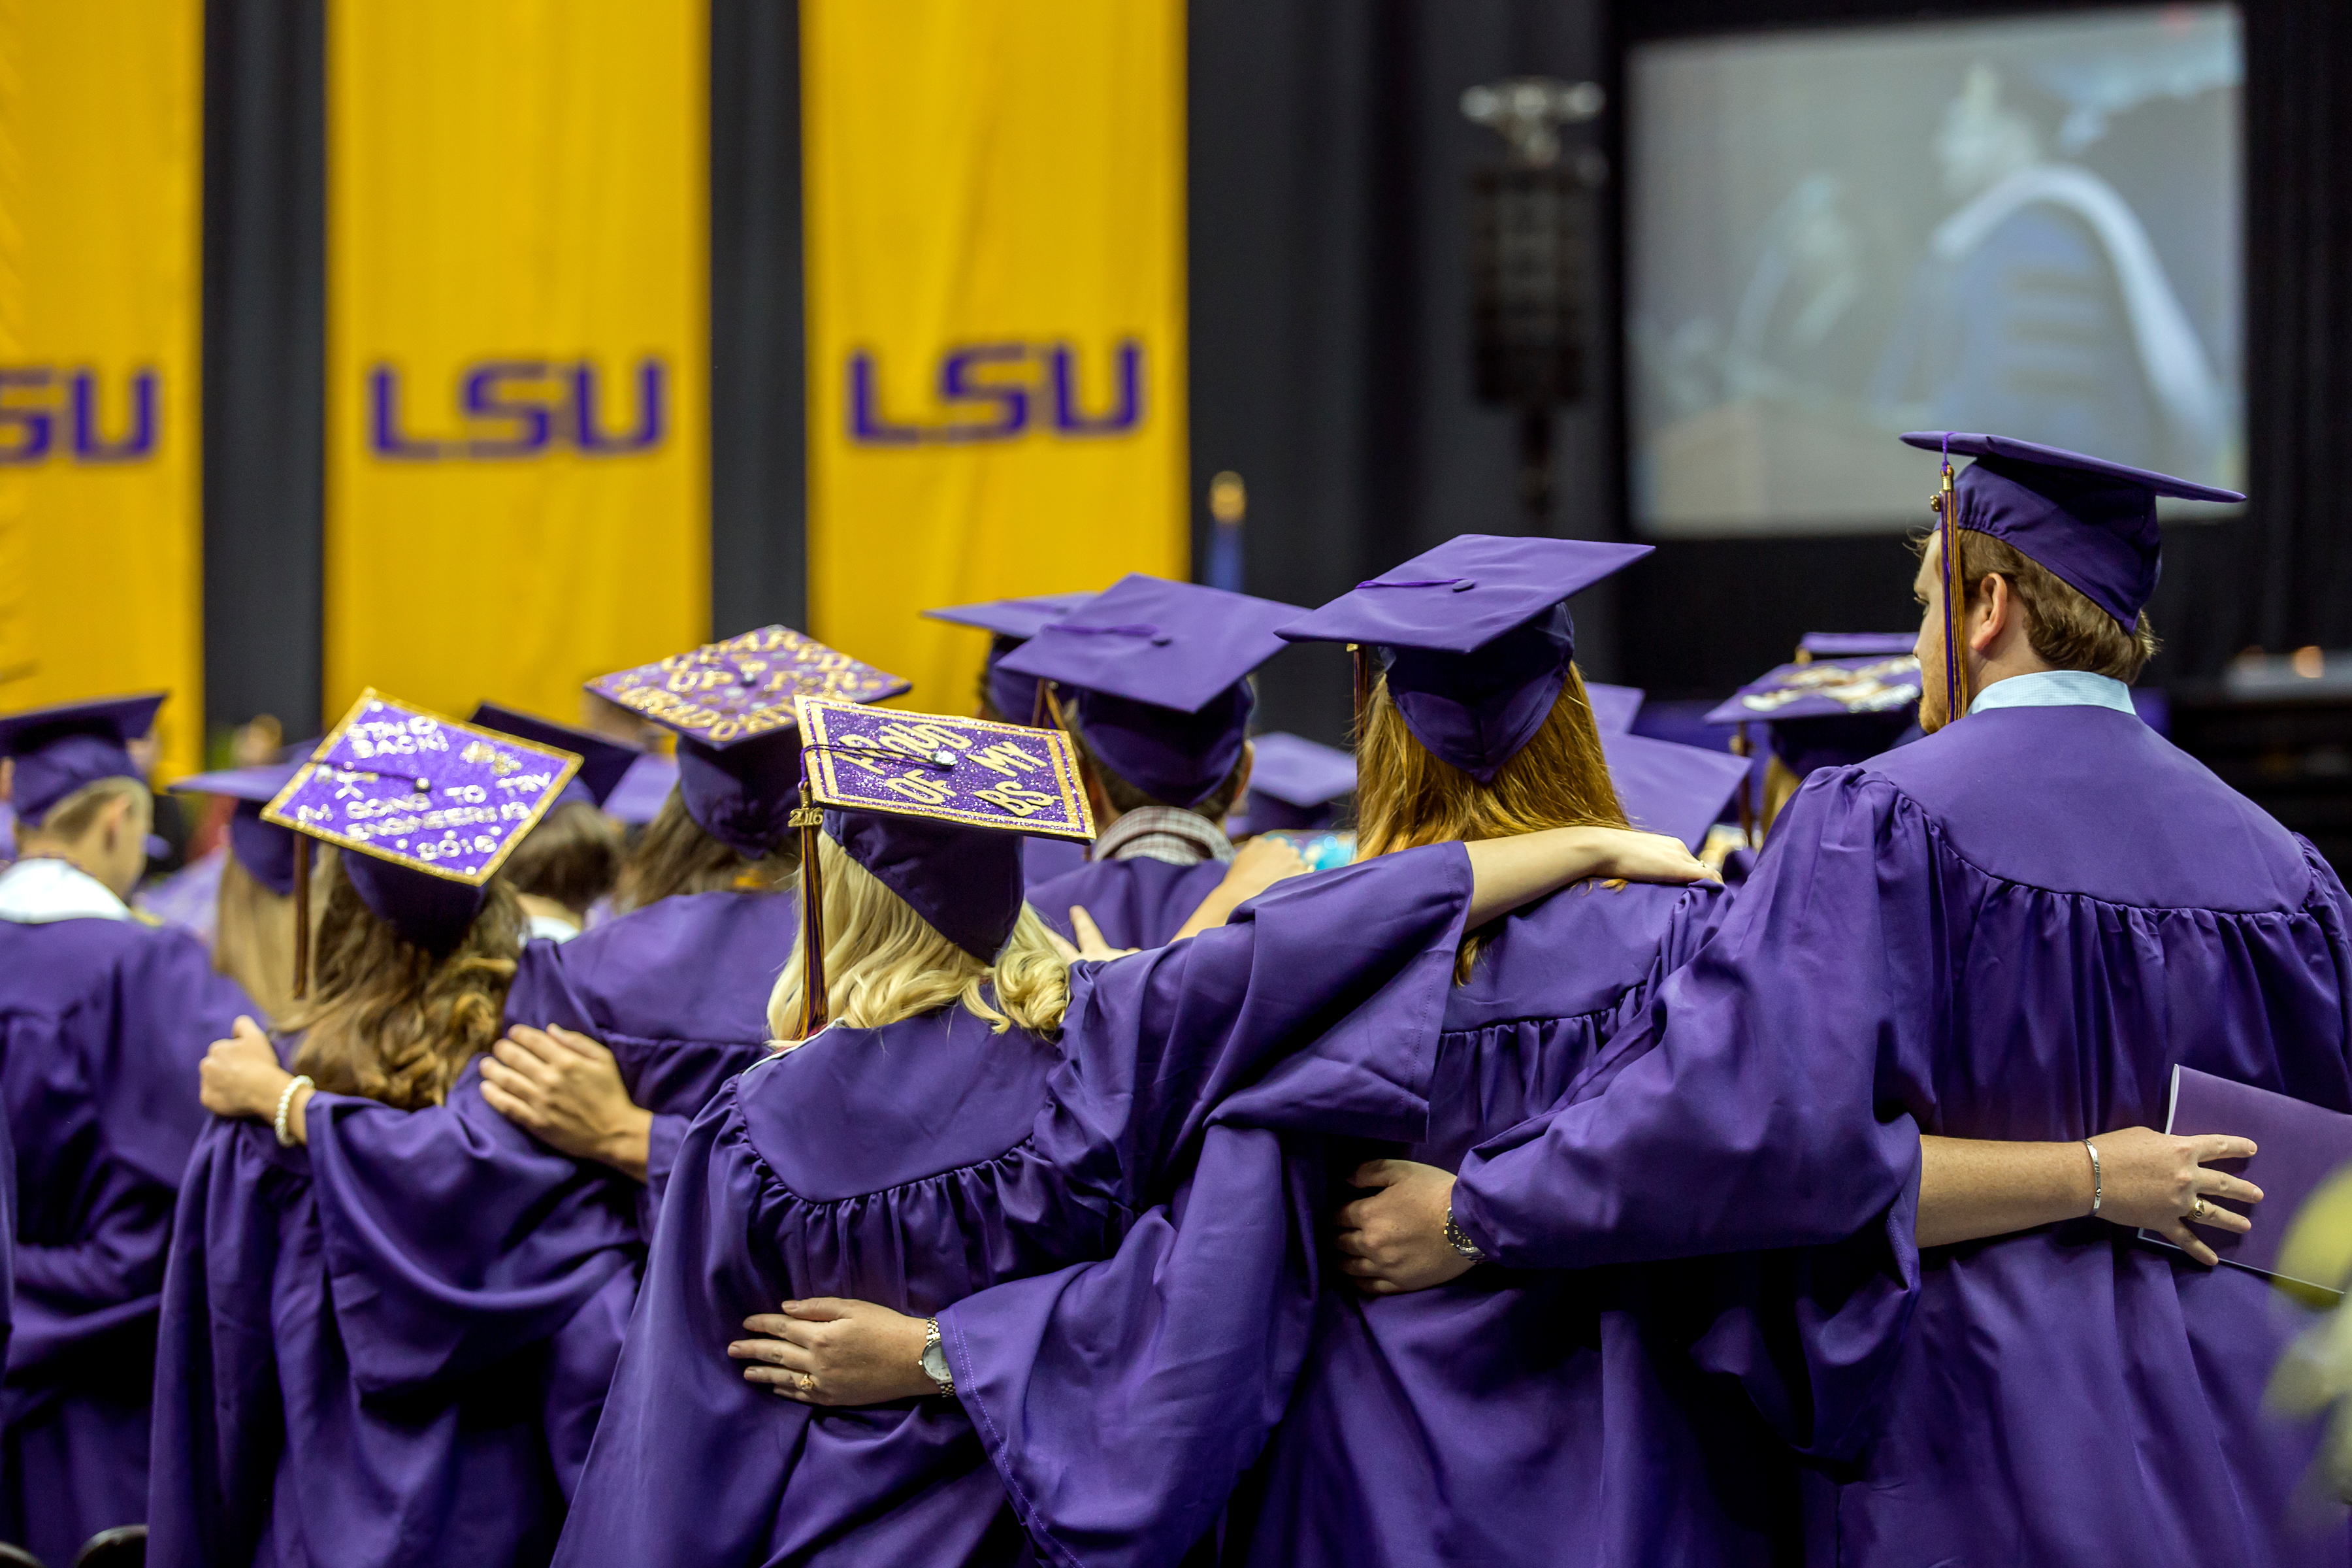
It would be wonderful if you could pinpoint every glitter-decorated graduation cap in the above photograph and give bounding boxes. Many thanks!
[0,693,167,823]
[1584,682,1644,736]
[1601,731,1754,853]
[169,761,304,896]
[1798,632,1918,660]
[1227,732,1356,837]
[923,590,1098,726]
[787,695,1096,1039]
[998,575,1301,807]
[1704,653,1921,784]
[1277,536,1653,783]
[265,691,580,959]
[587,627,911,857]
[468,702,640,810]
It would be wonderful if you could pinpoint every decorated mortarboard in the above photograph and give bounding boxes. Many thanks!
[998,575,1302,807]
[1798,632,1918,660]
[1703,655,1921,781]
[1602,731,1754,853]
[1903,431,2244,716]
[169,762,303,896]
[265,691,581,962]
[602,751,679,827]
[786,695,1095,1038]
[468,701,640,810]
[1584,682,1644,736]
[1227,732,1356,837]
[0,693,167,823]
[924,590,1099,727]
[1277,536,1653,783]
[586,627,911,857]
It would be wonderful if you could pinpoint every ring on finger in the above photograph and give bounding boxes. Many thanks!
[796,1373,816,1392]
[2191,1198,2209,1220]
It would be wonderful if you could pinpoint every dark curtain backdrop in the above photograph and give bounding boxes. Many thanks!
[194,0,2352,743]
[1196,0,2352,730]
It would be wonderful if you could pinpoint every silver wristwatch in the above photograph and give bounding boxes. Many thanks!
[1444,1208,1486,1262]
[920,1317,955,1397]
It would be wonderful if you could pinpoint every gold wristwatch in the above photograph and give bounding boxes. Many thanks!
[920,1317,955,1397]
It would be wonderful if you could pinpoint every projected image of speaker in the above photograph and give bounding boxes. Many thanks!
[1626,7,2244,536]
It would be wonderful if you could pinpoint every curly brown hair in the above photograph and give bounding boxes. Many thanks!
[611,787,798,914]
[498,799,625,917]
[278,853,527,1110]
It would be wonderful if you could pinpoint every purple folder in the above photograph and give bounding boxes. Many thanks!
[2142,1064,2352,1295]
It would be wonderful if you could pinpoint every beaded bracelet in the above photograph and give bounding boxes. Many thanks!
[276,1075,315,1148]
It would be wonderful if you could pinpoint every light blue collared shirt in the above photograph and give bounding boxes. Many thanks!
[1967,669,2139,718]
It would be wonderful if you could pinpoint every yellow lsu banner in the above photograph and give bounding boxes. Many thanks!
[326,0,708,726]
[0,0,203,781]
[804,0,1188,713]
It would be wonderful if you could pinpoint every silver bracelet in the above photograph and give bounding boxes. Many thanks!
[2082,1137,2102,1217]
[275,1075,314,1148]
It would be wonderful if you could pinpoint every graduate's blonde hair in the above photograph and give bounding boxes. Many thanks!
[766,832,1070,1045]
[1354,665,1629,977]
[212,852,299,1024]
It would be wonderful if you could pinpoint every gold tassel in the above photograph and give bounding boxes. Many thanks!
[1731,723,1756,848]
[1936,460,1972,721]
[791,783,829,1039]
[1349,645,1370,740]
[290,834,312,1001]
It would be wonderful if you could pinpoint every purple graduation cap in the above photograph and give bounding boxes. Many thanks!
[1798,632,1919,660]
[601,751,679,827]
[586,627,911,857]
[1703,653,1922,813]
[1584,681,1644,736]
[1226,732,1356,838]
[1600,731,1753,852]
[265,691,580,962]
[169,762,304,896]
[468,701,641,810]
[0,692,166,823]
[997,575,1301,807]
[923,591,1098,727]
[1902,431,2244,715]
[787,695,1095,1037]
[1276,535,1652,782]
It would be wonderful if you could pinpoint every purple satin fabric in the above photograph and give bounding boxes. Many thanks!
[500,889,789,1218]
[227,804,298,898]
[1230,879,1797,1568]
[676,728,803,858]
[342,850,485,955]
[551,846,1475,1568]
[1381,605,1573,783]
[984,654,1045,728]
[0,918,251,1565]
[1025,857,1231,951]
[1454,707,2352,1563]
[1021,836,1086,889]
[825,809,1022,963]
[134,849,225,944]
[1957,457,2159,628]
[1075,684,1252,808]
[8,734,139,824]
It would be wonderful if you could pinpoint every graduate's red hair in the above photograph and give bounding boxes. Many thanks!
[1354,668,1629,977]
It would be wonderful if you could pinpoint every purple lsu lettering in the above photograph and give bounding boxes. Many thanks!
[370,357,667,461]
[848,339,1143,446]
[0,368,159,464]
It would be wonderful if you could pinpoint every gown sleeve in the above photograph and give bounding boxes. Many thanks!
[299,1060,642,1397]
[1450,769,1943,1458]
[935,843,1478,1568]
[9,934,251,1371]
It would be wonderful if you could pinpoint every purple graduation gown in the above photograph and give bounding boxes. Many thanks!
[551,844,1476,1568]
[1227,876,1810,1568]
[1025,856,1228,950]
[148,1053,644,1568]
[0,915,251,1565]
[500,889,791,1216]
[147,892,791,1568]
[1454,706,2352,1565]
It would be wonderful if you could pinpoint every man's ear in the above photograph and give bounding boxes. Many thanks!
[1968,574,2008,654]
